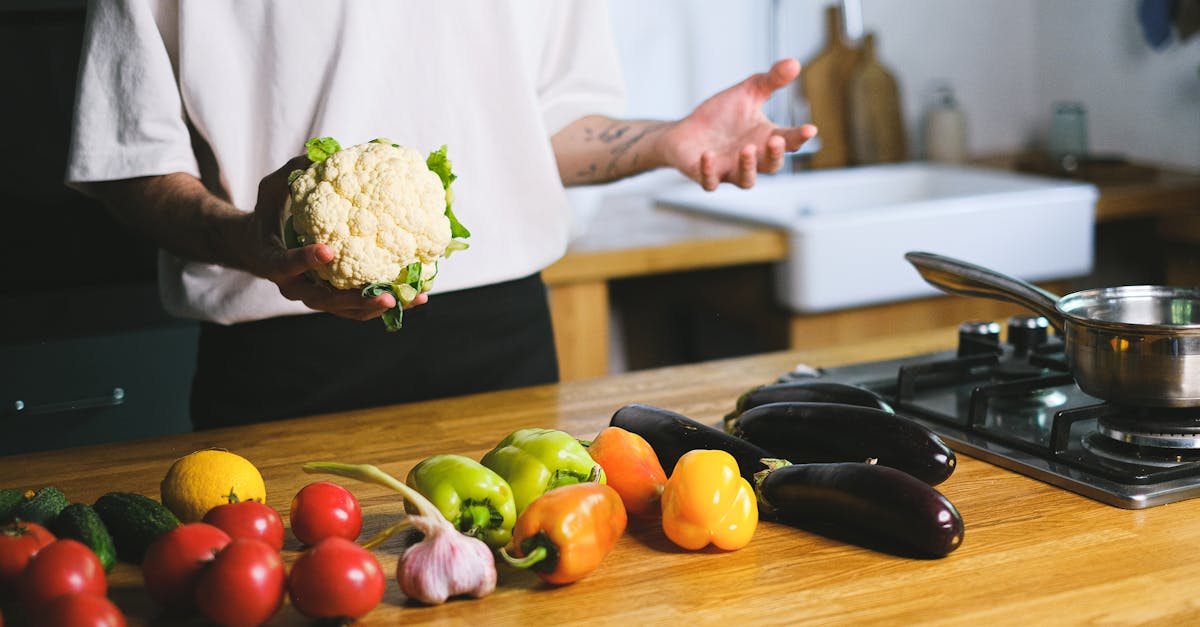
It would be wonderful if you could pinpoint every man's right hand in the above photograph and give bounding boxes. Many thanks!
[93,158,427,322]
[245,156,428,321]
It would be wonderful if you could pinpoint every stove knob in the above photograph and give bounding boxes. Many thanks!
[957,320,1001,356]
[1007,315,1049,356]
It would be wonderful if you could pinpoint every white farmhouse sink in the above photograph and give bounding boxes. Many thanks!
[654,162,1098,313]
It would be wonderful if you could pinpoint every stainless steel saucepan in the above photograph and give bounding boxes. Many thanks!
[905,251,1200,408]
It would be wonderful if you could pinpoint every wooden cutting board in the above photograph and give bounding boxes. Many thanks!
[847,32,907,164]
[800,5,859,169]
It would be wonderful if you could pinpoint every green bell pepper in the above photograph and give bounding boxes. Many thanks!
[480,428,604,514]
[405,454,517,549]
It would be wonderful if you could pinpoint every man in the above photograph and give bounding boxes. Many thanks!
[68,1,816,428]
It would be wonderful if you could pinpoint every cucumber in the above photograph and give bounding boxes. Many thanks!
[0,489,22,522]
[93,492,181,563]
[13,486,69,525]
[50,503,118,572]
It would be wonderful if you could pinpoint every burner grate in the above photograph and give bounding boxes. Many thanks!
[896,353,998,401]
[877,349,1200,487]
[800,324,1200,508]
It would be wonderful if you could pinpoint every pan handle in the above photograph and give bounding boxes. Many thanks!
[904,252,1066,332]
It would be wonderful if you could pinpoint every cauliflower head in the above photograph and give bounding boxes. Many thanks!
[285,137,470,331]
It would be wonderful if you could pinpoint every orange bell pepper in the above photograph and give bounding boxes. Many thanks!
[500,483,626,584]
[585,426,667,518]
[661,449,758,551]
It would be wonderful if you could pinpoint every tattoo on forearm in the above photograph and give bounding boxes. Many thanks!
[574,122,666,181]
[597,125,631,143]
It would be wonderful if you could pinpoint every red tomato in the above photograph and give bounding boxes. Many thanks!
[20,539,106,611]
[36,592,126,627]
[140,523,232,610]
[194,538,285,627]
[289,481,362,545]
[202,501,285,551]
[0,520,55,588]
[288,537,385,620]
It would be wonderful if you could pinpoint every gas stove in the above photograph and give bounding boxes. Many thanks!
[788,316,1200,509]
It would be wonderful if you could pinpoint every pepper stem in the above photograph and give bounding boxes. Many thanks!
[499,545,547,569]
[498,531,559,573]
[547,464,604,490]
[461,502,495,538]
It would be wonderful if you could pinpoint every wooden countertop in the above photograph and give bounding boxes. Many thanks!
[973,154,1200,223]
[6,328,1200,625]
[543,188,788,287]
[1092,166,1200,222]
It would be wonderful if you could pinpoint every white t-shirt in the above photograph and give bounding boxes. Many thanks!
[67,0,626,325]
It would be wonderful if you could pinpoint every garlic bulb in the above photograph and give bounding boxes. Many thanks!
[398,514,497,604]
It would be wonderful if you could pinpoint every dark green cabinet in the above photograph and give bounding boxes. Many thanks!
[1,324,198,456]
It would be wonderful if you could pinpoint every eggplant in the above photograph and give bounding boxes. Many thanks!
[732,402,956,486]
[610,403,773,484]
[724,381,894,432]
[756,460,964,558]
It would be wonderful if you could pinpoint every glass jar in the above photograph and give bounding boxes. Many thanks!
[1047,102,1089,172]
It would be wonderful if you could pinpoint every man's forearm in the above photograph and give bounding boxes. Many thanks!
[90,173,255,270]
[551,115,675,186]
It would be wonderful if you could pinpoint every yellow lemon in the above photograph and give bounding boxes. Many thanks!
[160,449,267,522]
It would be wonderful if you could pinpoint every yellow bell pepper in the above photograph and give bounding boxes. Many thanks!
[661,449,758,550]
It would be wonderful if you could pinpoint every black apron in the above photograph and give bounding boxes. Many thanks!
[189,273,558,430]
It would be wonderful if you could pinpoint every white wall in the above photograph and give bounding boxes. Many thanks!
[605,0,1200,169]
[1034,0,1200,167]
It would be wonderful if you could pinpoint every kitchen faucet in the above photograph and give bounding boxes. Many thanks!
[840,0,864,40]
[767,0,864,164]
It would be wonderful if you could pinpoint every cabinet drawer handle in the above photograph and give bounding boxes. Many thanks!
[11,388,126,416]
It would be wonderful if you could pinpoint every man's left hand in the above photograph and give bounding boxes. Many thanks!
[662,58,818,191]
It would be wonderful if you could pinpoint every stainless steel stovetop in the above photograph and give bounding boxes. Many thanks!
[787,317,1200,509]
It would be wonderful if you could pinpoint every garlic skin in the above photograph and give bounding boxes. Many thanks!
[399,515,497,605]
